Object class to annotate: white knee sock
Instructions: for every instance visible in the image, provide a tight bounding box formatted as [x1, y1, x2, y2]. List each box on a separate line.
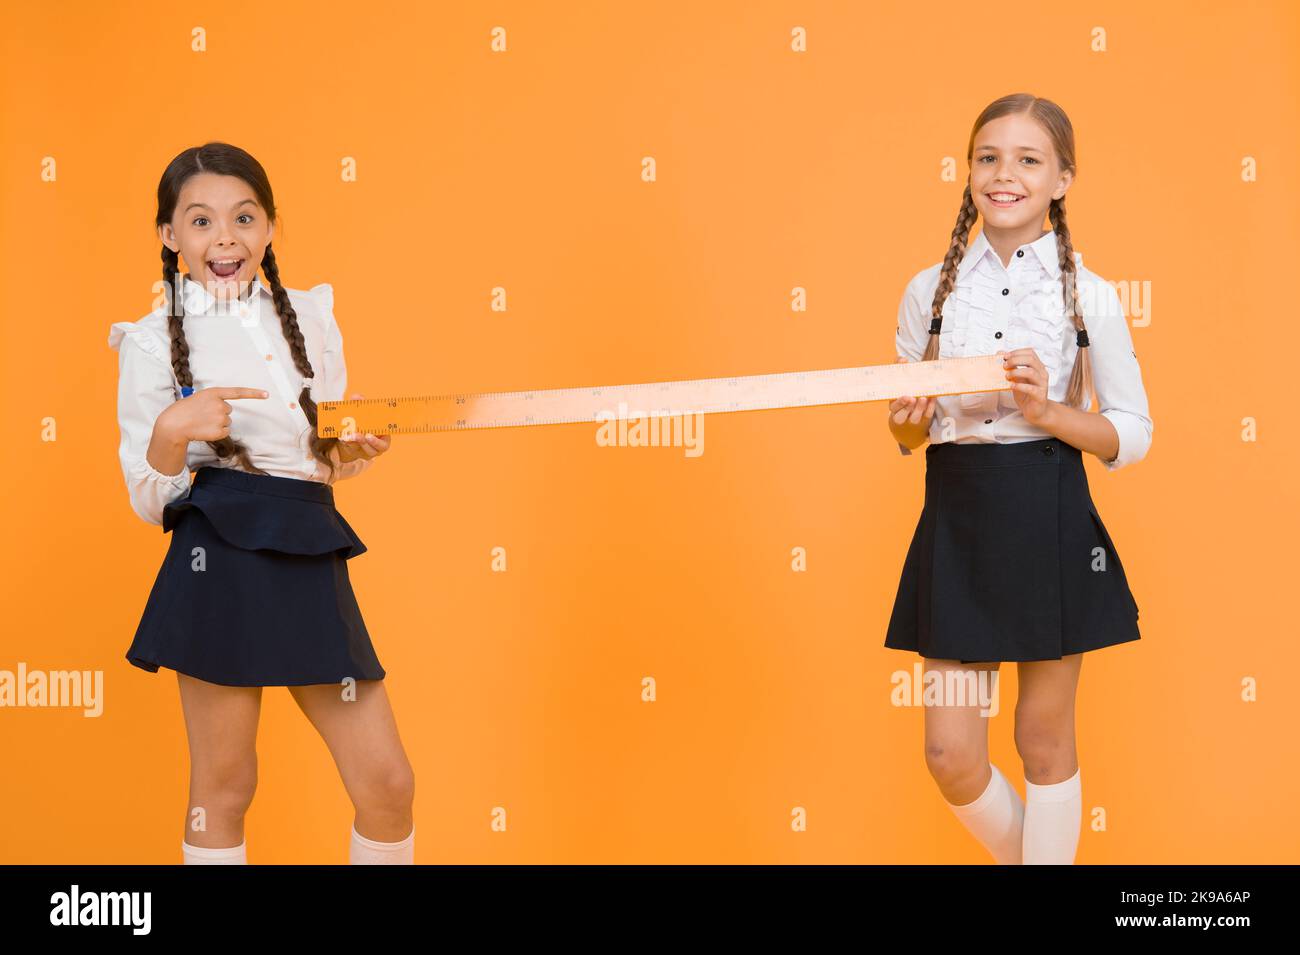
[349, 823, 415, 864]
[1023, 767, 1082, 864]
[944, 763, 1024, 864]
[182, 839, 247, 864]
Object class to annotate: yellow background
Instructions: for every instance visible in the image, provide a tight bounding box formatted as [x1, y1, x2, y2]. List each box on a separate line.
[2, 1, 1297, 862]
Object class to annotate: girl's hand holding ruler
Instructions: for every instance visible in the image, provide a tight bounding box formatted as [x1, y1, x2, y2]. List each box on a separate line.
[335, 393, 393, 462]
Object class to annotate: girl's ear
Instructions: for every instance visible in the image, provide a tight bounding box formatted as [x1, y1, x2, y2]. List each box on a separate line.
[1053, 168, 1074, 201]
[158, 222, 178, 252]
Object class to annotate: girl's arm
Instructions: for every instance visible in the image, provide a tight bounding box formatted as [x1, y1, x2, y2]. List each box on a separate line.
[889, 272, 935, 453]
[1041, 282, 1152, 470]
[110, 326, 193, 524]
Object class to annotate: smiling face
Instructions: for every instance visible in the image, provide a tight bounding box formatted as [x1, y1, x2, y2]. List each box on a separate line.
[970, 112, 1073, 242]
[158, 172, 274, 301]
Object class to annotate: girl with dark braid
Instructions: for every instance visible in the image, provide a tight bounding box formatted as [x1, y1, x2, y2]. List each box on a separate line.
[109, 142, 413, 865]
[883, 95, 1152, 864]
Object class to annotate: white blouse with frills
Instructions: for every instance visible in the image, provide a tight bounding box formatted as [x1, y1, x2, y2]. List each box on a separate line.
[109, 275, 373, 525]
[894, 228, 1152, 470]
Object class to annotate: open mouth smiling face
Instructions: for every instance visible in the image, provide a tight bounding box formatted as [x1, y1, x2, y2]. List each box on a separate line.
[161, 171, 275, 302]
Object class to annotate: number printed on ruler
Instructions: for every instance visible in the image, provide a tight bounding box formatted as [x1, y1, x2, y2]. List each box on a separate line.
[316, 353, 1012, 437]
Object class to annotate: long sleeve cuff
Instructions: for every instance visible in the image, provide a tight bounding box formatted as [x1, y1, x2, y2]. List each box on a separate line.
[1098, 409, 1152, 471]
[126, 456, 192, 524]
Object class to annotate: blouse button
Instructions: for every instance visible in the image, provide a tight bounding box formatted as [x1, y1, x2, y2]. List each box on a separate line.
[289, 402, 297, 409]
[994, 331, 1003, 339]
[1001, 288, 1009, 296]
[1016, 250, 1024, 257]
[265, 354, 273, 361]
[984, 418, 993, 424]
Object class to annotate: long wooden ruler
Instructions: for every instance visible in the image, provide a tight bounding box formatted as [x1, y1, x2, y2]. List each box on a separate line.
[315, 353, 1010, 437]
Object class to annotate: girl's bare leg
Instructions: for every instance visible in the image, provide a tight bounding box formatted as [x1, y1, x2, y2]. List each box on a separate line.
[922, 658, 1001, 804]
[288, 679, 415, 843]
[1014, 654, 1082, 784]
[176, 672, 262, 850]
[923, 658, 1024, 863]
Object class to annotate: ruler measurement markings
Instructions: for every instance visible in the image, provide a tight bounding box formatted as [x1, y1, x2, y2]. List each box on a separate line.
[317, 354, 1011, 436]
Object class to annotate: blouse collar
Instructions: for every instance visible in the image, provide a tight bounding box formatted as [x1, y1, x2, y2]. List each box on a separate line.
[182, 273, 273, 316]
[958, 228, 1081, 282]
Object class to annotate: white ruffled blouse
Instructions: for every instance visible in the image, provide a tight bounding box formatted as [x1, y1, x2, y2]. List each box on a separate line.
[109, 275, 372, 525]
[894, 228, 1152, 470]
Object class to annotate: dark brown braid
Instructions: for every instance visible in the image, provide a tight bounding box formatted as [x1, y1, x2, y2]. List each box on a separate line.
[260, 243, 340, 480]
[155, 142, 341, 481]
[920, 93, 1095, 411]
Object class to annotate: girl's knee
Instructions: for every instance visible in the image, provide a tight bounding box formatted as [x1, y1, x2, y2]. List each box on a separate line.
[190, 758, 258, 817]
[1013, 708, 1075, 777]
[923, 736, 985, 788]
[357, 759, 415, 813]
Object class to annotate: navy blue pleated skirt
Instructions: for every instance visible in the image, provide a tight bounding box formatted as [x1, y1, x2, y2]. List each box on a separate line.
[125, 465, 386, 687]
[884, 437, 1141, 663]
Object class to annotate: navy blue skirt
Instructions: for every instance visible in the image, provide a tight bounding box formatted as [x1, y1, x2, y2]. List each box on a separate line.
[125, 465, 386, 687]
[885, 437, 1141, 663]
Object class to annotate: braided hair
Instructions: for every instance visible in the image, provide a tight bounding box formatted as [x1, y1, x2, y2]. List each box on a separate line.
[155, 142, 340, 481]
[920, 94, 1095, 411]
